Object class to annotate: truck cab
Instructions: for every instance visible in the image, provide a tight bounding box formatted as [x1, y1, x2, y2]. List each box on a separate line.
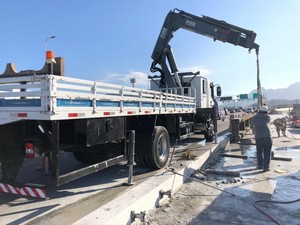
[149, 72, 221, 139]
[149, 73, 214, 109]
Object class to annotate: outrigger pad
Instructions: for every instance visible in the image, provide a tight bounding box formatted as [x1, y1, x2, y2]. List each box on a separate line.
[0, 57, 64, 77]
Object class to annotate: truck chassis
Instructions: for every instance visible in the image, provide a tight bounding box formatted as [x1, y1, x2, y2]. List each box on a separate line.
[0, 74, 196, 186]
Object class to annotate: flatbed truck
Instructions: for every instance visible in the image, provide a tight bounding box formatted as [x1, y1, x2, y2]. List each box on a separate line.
[0, 9, 259, 189]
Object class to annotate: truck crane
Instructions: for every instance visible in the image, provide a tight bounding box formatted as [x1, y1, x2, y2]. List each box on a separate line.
[149, 8, 259, 140]
[0, 9, 259, 194]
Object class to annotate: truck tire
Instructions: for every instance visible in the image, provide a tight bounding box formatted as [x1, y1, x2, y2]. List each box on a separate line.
[149, 126, 170, 168]
[135, 134, 154, 168]
[135, 126, 170, 169]
[134, 152, 149, 168]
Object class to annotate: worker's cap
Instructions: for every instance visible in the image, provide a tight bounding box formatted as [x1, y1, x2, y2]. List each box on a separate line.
[259, 105, 268, 112]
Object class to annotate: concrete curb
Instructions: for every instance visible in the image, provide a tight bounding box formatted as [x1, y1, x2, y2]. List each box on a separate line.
[73, 135, 230, 225]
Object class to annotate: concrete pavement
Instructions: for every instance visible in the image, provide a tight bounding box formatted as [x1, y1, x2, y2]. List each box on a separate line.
[73, 135, 230, 225]
[139, 114, 300, 225]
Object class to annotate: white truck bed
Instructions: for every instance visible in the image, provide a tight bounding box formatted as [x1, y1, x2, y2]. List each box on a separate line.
[0, 75, 196, 124]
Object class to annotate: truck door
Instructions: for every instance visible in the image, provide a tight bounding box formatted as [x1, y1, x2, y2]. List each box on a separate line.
[195, 77, 208, 108]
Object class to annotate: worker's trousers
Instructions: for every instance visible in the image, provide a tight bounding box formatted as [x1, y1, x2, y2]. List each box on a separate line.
[255, 137, 272, 169]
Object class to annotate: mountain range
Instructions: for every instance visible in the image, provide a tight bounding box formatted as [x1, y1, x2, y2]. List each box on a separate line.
[250, 82, 300, 107]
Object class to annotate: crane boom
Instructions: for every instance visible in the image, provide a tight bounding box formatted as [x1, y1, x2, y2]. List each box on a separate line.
[150, 8, 259, 88]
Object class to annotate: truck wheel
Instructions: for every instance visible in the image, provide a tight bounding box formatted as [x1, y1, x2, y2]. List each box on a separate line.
[148, 126, 170, 168]
[135, 126, 170, 169]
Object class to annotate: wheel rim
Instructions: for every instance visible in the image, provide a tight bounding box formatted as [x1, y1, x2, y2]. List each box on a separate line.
[157, 134, 168, 161]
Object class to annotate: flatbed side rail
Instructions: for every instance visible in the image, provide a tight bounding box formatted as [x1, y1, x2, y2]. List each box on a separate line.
[0, 75, 196, 121]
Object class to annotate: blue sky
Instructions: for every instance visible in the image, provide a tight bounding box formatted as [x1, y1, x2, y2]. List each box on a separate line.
[0, 1, 299, 96]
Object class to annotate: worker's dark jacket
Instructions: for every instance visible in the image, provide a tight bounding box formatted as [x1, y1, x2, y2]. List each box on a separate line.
[251, 112, 272, 139]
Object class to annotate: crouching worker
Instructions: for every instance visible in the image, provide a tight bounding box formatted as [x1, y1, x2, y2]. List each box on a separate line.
[273, 117, 287, 137]
[251, 105, 273, 172]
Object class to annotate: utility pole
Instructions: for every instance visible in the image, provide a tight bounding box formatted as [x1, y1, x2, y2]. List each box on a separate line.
[45, 35, 56, 51]
[130, 78, 136, 88]
[45, 35, 56, 75]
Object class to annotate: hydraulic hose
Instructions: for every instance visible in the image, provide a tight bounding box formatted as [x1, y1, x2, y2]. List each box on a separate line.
[253, 198, 300, 225]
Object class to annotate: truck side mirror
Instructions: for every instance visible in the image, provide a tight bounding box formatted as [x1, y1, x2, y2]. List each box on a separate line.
[217, 86, 221, 97]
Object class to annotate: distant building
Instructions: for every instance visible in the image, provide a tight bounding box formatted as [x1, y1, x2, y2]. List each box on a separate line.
[219, 92, 266, 109]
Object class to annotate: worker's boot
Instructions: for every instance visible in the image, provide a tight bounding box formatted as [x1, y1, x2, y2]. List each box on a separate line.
[277, 131, 280, 137]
